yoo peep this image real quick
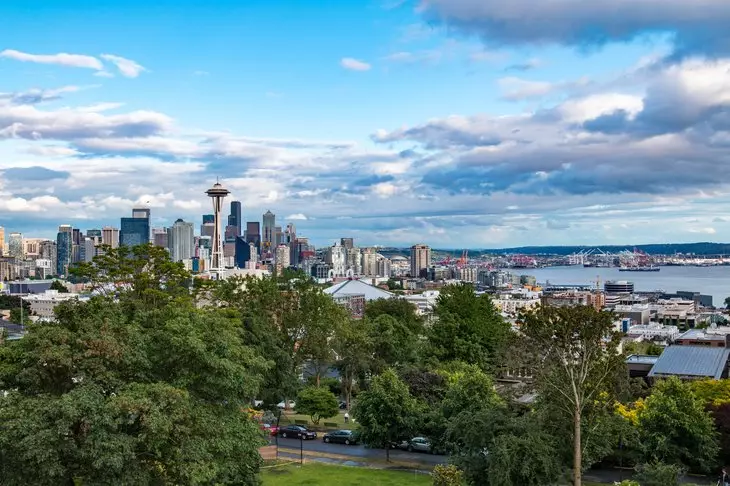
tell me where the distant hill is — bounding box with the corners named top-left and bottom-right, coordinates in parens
top-left (379, 242), bottom-right (730, 257)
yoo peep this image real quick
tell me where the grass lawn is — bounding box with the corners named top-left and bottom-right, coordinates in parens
top-left (261, 463), bottom-right (430, 485)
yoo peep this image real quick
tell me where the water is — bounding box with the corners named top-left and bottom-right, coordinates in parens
top-left (526, 265), bottom-right (730, 307)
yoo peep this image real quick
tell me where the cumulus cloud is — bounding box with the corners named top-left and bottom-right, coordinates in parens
top-left (340, 57), bottom-right (371, 71)
top-left (418, 0), bottom-right (730, 55)
top-left (100, 54), bottom-right (147, 78)
top-left (286, 213), bottom-right (308, 220)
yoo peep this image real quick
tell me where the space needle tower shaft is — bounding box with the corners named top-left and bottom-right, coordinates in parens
top-left (205, 181), bottom-right (230, 277)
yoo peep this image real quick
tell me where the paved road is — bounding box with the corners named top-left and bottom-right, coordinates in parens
top-left (269, 436), bottom-right (446, 466)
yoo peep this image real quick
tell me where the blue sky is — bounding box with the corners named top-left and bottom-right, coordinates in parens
top-left (1, 0), bottom-right (730, 248)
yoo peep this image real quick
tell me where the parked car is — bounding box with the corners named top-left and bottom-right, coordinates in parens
top-left (338, 401), bottom-right (347, 410)
top-left (278, 425), bottom-right (317, 440)
top-left (322, 429), bottom-right (359, 445)
top-left (259, 423), bottom-right (279, 436)
top-left (397, 437), bottom-right (439, 454)
top-left (276, 400), bottom-right (296, 409)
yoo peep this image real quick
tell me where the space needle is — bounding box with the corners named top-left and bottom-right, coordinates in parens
top-left (205, 180), bottom-right (230, 277)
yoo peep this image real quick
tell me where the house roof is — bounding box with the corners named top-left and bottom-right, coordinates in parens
top-left (324, 279), bottom-right (393, 301)
top-left (648, 345), bottom-right (730, 380)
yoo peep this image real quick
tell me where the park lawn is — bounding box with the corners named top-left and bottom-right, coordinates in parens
top-left (261, 463), bottom-right (431, 485)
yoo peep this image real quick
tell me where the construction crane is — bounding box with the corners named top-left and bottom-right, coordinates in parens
top-left (457, 250), bottom-right (468, 267)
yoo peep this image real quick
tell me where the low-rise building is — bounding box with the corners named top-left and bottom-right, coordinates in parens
top-left (403, 290), bottom-right (440, 316)
top-left (23, 289), bottom-right (80, 320)
top-left (648, 345), bottom-right (730, 380)
top-left (626, 323), bottom-right (680, 341)
top-left (542, 290), bottom-right (605, 310)
top-left (675, 329), bottom-right (730, 348)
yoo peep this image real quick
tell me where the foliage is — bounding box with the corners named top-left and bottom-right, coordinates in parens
top-left (709, 402), bottom-right (730, 468)
top-left (49, 280), bottom-right (69, 293)
top-left (613, 481), bottom-right (640, 486)
top-left (725, 296), bottom-right (730, 309)
top-left (520, 305), bottom-right (625, 486)
top-left (427, 283), bottom-right (510, 371)
top-left (306, 376), bottom-right (341, 397)
top-left (487, 426), bottom-right (563, 486)
top-left (0, 294), bottom-right (27, 310)
top-left (0, 247), bottom-right (269, 486)
top-left (353, 369), bottom-right (421, 461)
top-left (634, 462), bottom-right (685, 486)
top-left (400, 367), bottom-right (447, 407)
top-left (296, 386), bottom-right (339, 425)
top-left (690, 379), bottom-right (730, 407)
top-left (636, 377), bottom-right (718, 472)
top-left (431, 464), bottom-right (463, 486)
top-left (616, 399), bottom-right (646, 426)
top-left (365, 297), bottom-right (423, 335)
top-left (332, 316), bottom-right (372, 409)
top-left (369, 314), bottom-right (420, 372)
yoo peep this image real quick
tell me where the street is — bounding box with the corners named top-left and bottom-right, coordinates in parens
top-left (270, 437), bottom-right (446, 466)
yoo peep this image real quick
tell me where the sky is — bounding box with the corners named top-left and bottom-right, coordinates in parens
top-left (1, 0), bottom-right (730, 248)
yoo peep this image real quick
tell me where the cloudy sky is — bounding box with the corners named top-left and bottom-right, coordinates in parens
top-left (1, 0), bottom-right (730, 248)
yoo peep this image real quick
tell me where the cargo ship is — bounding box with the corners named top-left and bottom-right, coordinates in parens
top-left (618, 266), bottom-right (660, 272)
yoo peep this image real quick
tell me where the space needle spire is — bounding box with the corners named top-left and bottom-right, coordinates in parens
top-left (205, 180), bottom-right (230, 277)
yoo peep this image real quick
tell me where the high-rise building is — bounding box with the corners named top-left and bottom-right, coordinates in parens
top-left (39, 239), bottom-right (57, 273)
top-left (245, 221), bottom-right (261, 247)
top-left (275, 244), bottom-right (291, 269)
top-left (341, 238), bottom-right (354, 250)
top-left (346, 247), bottom-right (362, 275)
top-left (120, 208), bottom-right (151, 248)
top-left (326, 242), bottom-right (347, 277)
top-left (362, 247), bottom-right (378, 277)
top-left (377, 255), bottom-right (392, 278)
top-left (132, 207), bottom-right (151, 220)
top-left (168, 219), bottom-right (194, 262)
top-left (56, 225), bottom-right (73, 276)
top-left (410, 244), bottom-right (431, 278)
top-left (234, 236), bottom-right (251, 268)
top-left (224, 224), bottom-right (238, 243)
top-left (8, 232), bottom-right (23, 260)
top-left (228, 201), bottom-right (242, 236)
top-left (87, 229), bottom-right (102, 239)
top-left (23, 238), bottom-right (47, 258)
top-left (202, 214), bottom-right (214, 224)
top-left (102, 227), bottom-right (120, 248)
top-left (200, 222), bottom-right (215, 239)
top-left (152, 228), bottom-right (169, 248)
top-left (262, 210), bottom-right (275, 250)
top-left (81, 238), bottom-right (96, 262)
top-left (0, 226), bottom-right (5, 256)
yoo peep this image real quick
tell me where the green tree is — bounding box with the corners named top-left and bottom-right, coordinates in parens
top-left (333, 317), bottom-right (372, 409)
top-left (49, 280), bottom-right (69, 293)
top-left (427, 283), bottom-right (510, 370)
top-left (725, 296), bottom-right (730, 309)
top-left (520, 305), bottom-right (625, 486)
top-left (296, 386), bottom-right (339, 425)
top-left (365, 298), bottom-right (423, 335)
top-left (353, 369), bottom-right (421, 461)
top-left (369, 314), bottom-right (419, 372)
top-left (487, 427), bottom-right (563, 486)
top-left (0, 248), bottom-right (269, 485)
top-left (634, 462), bottom-right (685, 486)
top-left (637, 377), bottom-right (718, 472)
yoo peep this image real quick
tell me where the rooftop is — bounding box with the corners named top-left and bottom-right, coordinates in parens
top-left (648, 346), bottom-right (730, 380)
top-left (324, 279), bottom-right (393, 301)
top-left (626, 354), bottom-right (660, 365)
top-left (678, 329), bottom-right (727, 341)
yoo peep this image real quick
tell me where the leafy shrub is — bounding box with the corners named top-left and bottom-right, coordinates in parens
top-left (432, 464), bottom-right (463, 486)
top-left (634, 462), bottom-right (685, 486)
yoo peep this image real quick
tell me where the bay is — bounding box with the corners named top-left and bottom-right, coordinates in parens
top-left (525, 265), bottom-right (730, 308)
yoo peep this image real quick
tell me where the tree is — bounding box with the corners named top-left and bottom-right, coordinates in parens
top-left (487, 427), bottom-right (563, 486)
top-left (520, 305), bottom-right (625, 486)
top-left (296, 386), bottom-right (339, 425)
top-left (333, 317), bottom-right (372, 410)
top-left (725, 296), bottom-right (730, 309)
top-left (0, 249), bottom-right (269, 485)
top-left (634, 462), bottom-right (685, 486)
top-left (636, 377), bottom-right (718, 472)
top-left (353, 369), bottom-right (420, 461)
top-left (365, 298), bottom-right (423, 335)
top-left (49, 280), bottom-right (69, 293)
top-left (369, 314), bottom-right (419, 372)
top-left (427, 283), bottom-right (510, 370)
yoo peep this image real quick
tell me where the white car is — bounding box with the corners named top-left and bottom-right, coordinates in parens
top-left (277, 400), bottom-right (296, 409)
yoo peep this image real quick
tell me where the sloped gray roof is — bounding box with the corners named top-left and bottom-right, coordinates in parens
top-left (648, 345), bottom-right (730, 379)
top-left (324, 279), bottom-right (393, 301)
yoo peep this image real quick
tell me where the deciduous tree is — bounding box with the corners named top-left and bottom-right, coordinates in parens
top-left (296, 386), bottom-right (339, 425)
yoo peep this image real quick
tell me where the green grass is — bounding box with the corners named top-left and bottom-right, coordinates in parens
top-left (261, 463), bottom-right (430, 485)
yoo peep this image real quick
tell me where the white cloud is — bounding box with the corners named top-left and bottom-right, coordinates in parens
top-left (340, 57), bottom-right (371, 71)
top-left (285, 213), bottom-right (308, 220)
top-left (100, 54), bottom-right (147, 78)
top-left (173, 199), bottom-right (202, 210)
top-left (0, 49), bottom-right (103, 70)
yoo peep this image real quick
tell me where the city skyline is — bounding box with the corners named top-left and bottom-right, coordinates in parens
top-left (2, 1), bottom-right (730, 246)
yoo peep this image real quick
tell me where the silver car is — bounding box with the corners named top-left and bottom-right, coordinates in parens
top-left (399, 437), bottom-right (434, 453)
